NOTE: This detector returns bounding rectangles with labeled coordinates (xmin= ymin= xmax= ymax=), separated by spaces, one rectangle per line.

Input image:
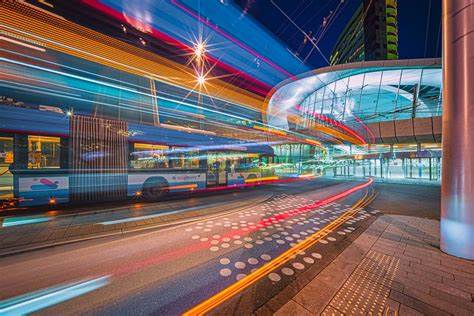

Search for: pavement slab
xmin=275 ymin=214 xmax=474 ymax=316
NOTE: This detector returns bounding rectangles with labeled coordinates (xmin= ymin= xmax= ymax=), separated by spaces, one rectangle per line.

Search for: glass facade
xmin=331 ymin=157 xmax=441 ymax=182
xmin=271 ymin=144 xmax=324 ymax=176
xmin=327 ymin=142 xmax=442 ymax=182
xmin=297 ymin=67 xmax=442 ymax=128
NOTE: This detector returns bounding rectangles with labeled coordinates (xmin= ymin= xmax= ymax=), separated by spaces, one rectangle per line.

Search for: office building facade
xmin=330 ymin=0 xmax=398 ymax=65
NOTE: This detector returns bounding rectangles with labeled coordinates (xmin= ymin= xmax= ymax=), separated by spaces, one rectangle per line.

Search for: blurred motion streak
xmin=0 ymin=276 xmax=110 ymax=315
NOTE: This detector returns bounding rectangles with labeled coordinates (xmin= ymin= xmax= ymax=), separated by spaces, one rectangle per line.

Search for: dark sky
xmin=233 ymin=0 xmax=441 ymax=68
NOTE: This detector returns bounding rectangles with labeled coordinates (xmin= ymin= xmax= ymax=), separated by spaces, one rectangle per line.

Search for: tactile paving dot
xmin=312 ymin=253 xmax=322 ymax=259
xmin=282 ymin=267 xmax=294 ymax=276
xmin=292 ymin=262 xmax=305 ymax=270
xmin=236 ymin=273 xmax=246 ymax=281
xmin=219 ymin=258 xmax=230 ymax=265
xmin=303 ymin=257 xmax=315 ymax=264
xmin=268 ymin=273 xmax=281 ymax=282
xmin=248 ymin=258 xmax=258 ymax=265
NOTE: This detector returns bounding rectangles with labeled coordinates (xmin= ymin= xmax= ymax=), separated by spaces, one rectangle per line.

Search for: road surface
xmin=0 ymin=178 xmax=377 ymax=315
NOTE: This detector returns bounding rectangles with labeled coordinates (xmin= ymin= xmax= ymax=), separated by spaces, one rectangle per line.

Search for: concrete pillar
xmin=441 ymin=0 xmax=474 ymax=259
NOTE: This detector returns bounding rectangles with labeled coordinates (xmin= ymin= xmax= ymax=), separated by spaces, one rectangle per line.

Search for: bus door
xmin=206 ymin=160 xmax=219 ymax=186
xmin=0 ymin=136 xmax=14 ymax=201
xmin=206 ymin=153 xmax=229 ymax=186
xmin=218 ymin=160 xmax=228 ymax=185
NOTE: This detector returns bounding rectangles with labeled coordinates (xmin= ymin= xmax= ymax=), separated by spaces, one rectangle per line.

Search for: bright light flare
xmin=196 ymin=73 xmax=206 ymax=85
xmin=194 ymin=41 xmax=206 ymax=59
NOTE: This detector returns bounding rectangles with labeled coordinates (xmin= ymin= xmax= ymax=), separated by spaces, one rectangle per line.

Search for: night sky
xmin=234 ymin=0 xmax=441 ymax=68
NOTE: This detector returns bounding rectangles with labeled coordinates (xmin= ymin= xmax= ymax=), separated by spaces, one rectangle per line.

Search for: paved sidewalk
xmin=275 ymin=215 xmax=474 ymax=315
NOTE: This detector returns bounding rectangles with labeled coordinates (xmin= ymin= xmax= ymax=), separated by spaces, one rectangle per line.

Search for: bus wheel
xmin=247 ymin=174 xmax=258 ymax=188
xmin=142 ymin=178 xmax=169 ymax=201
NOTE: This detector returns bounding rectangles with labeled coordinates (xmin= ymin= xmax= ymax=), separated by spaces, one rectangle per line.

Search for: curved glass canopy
xmin=267 ymin=59 xmax=442 ymax=132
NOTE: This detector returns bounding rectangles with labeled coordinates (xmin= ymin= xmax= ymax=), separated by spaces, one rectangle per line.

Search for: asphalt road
xmin=0 ymin=178 xmax=375 ymax=315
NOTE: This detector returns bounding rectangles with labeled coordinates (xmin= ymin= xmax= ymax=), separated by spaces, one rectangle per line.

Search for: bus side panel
xmin=127 ymin=172 xmax=206 ymax=196
xmin=18 ymin=175 xmax=69 ymax=206
xmin=227 ymin=171 xmax=261 ymax=185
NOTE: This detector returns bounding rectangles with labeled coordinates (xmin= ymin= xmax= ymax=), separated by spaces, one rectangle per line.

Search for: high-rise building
xmin=330 ymin=0 xmax=398 ymax=65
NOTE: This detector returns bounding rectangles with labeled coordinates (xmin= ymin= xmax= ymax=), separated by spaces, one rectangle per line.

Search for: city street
xmin=0 ymin=179 xmax=376 ymax=315
xmin=2 ymin=1 xmax=473 ymax=315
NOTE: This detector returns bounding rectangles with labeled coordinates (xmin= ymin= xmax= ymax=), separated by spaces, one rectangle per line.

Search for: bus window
xmin=27 ymin=136 xmax=60 ymax=169
xmin=130 ymin=143 xmax=169 ymax=169
xmin=171 ymin=148 xmax=200 ymax=169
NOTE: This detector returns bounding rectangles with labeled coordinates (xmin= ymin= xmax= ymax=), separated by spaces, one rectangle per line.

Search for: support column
xmin=441 ymin=0 xmax=474 ymax=259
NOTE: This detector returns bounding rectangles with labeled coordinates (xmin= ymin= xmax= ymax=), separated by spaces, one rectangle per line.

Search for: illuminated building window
xmin=28 ymin=136 xmax=60 ymax=169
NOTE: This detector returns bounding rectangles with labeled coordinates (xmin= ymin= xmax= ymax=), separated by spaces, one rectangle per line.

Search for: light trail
xmin=295 ymin=107 xmax=367 ymax=144
xmin=0 ymin=58 xmax=270 ymax=131
xmin=0 ymin=276 xmax=110 ymax=315
xmin=0 ymin=36 xmax=45 ymax=52
xmin=171 ymin=0 xmax=296 ymax=79
xmin=2 ymin=216 xmax=52 ymax=227
xmin=0 ymin=48 xmax=261 ymax=120
xmin=244 ymin=176 xmax=279 ymax=184
xmin=98 ymin=201 xmax=226 ymax=225
xmin=0 ymin=15 xmax=266 ymax=109
xmin=80 ymin=0 xmax=273 ymax=95
xmin=1 ymin=72 xmax=260 ymax=136
xmin=0 ymin=40 xmax=329 ymax=144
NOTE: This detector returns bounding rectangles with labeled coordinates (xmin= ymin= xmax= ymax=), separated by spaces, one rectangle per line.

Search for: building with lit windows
xmin=330 ymin=0 xmax=398 ymax=65
xmin=266 ymin=58 xmax=442 ymax=182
